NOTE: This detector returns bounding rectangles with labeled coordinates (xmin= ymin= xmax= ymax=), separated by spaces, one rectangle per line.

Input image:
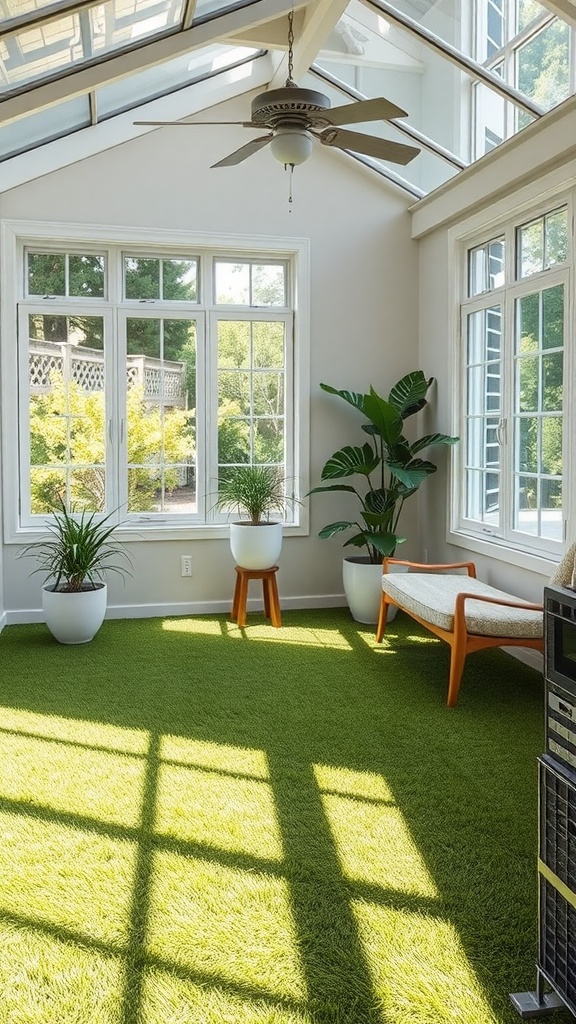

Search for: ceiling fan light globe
xmin=270 ymin=128 xmax=313 ymax=166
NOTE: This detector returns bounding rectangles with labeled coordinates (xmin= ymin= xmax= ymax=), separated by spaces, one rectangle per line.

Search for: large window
xmin=457 ymin=203 xmax=570 ymax=556
xmin=2 ymin=227 xmax=308 ymax=538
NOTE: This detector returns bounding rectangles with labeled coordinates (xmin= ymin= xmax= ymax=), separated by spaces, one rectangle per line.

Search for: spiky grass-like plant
xmin=20 ymin=501 xmax=132 ymax=593
xmin=214 ymin=466 xmax=296 ymax=525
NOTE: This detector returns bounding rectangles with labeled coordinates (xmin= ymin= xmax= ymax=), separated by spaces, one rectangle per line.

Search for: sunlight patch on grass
xmin=0 ymin=706 xmax=149 ymax=754
xmin=223 ymin=622 xmax=353 ymax=650
xmin=314 ymin=764 xmax=394 ymax=802
xmin=162 ymin=619 xmax=225 ymax=636
xmin=353 ymin=901 xmax=499 ymax=1024
xmin=0 ymin=732 xmax=146 ymax=828
xmin=0 ymin=921 xmax=124 ymax=1024
xmin=142 ymin=966 xmax=313 ymax=1024
xmin=155 ymin=763 xmax=283 ymax=860
xmin=315 ymin=767 xmax=437 ymax=898
xmin=0 ymin=811 xmax=136 ymax=946
xmin=160 ymin=736 xmax=269 ymax=779
xmin=146 ymin=851 xmax=307 ymax=1002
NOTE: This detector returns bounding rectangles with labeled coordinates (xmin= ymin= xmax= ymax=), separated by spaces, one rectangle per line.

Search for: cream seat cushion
xmin=381 ymin=573 xmax=543 ymax=639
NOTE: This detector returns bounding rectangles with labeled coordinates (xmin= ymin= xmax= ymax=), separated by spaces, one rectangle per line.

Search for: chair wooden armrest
xmin=382 ymin=556 xmax=476 ymax=576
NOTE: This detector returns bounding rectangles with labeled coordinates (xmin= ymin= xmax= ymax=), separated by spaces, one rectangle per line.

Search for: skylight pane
xmin=0 ymin=0 xmax=184 ymax=93
xmin=97 ymin=44 xmax=260 ymax=117
xmin=0 ymin=94 xmax=90 ymax=160
xmin=193 ymin=0 xmax=261 ymax=21
xmin=304 ymin=72 xmax=458 ymax=195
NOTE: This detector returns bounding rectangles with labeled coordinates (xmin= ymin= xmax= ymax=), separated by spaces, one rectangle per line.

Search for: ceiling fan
xmin=134 ymin=13 xmax=420 ymax=171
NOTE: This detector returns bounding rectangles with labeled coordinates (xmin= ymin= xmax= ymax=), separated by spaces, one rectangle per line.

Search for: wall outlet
xmin=181 ymin=555 xmax=192 ymax=577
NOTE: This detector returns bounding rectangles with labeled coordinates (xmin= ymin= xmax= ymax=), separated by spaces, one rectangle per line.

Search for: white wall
xmin=0 ymin=93 xmax=420 ymax=621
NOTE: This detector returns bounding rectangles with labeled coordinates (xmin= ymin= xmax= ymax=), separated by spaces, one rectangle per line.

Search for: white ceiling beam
xmin=0 ymin=0 xmax=295 ymax=124
xmin=538 ymin=0 xmax=576 ymax=24
xmin=269 ymin=0 xmax=350 ymax=87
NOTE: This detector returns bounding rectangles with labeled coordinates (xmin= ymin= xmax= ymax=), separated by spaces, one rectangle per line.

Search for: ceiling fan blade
xmin=319 ymin=97 xmax=408 ymax=126
xmin=317 ymin=127 xmax=419 ymax=165
xmin=133 ymin=120 xmax=256 ymax=127
xmin=211 ymin=134 xmax=274 ymax=168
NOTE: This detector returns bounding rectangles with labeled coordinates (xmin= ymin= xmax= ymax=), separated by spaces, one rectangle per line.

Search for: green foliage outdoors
xmin=308 ymin=371 xmax=459 ymax=563
xmin=18 ymin=499 xmax=132 ymax=592
xmin=30 ymin=377 xmax=194 ymax=513
xmin=28 ymin=258 xmax=288 ymax=514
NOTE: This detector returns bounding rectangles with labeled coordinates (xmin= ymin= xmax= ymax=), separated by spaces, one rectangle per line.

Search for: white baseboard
xmin=5 ymin=593 xmax=348 ymax=626
xmin=502 ymin=645 xmax=544 ymax=674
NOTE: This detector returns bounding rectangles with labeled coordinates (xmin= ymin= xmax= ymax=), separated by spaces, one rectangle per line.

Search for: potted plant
xmin=307 ymin=370 xmax=459 ymax=623
xmin=213 ymin=465 xmax=297 ymax=570
xmin=19 ymin=501 xmax=132 ymax=644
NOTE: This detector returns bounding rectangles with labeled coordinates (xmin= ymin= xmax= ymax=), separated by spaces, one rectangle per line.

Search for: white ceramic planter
xmin=42 ymin=582 xmax=107 ymax=644
xmin=342 ymin=557 xmax=408 ymax=625
xmin=229 ymin=522 xmax=283 ymax=570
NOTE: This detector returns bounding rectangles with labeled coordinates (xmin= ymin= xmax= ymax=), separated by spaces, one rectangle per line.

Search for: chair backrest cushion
xmin=550 ymin=542 xmax=576 ymax=589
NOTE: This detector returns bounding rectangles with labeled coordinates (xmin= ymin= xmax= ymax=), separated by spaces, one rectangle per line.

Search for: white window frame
xmin=449 ymin=191 xmax=576 ymax=571
xmin=1 ymin=220 xmax=310 ymax=543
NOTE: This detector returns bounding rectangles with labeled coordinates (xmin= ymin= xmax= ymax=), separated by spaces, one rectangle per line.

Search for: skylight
xmin=0 ymin=0 xmax=574 ymax=198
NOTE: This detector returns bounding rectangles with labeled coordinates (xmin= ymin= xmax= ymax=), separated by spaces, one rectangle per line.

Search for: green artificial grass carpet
xmin=0 ymin=608 xmax=569 ymax=1024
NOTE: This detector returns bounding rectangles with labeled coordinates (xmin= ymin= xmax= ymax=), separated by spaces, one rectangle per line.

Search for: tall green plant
xmin=308 ymin=370 xmax=459 ymax=564
xmin=19 ymin=501 xmax=132 ymax=592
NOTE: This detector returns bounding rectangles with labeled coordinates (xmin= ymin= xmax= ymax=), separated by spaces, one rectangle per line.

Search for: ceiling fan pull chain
xmin=286 ymin=9 xmax=295 ymax=87
xmin=288 ymin=164 xmax=294 ymax=212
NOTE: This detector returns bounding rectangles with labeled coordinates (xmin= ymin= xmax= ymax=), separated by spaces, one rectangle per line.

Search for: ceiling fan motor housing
xmin=251 ymin=87 xmax=332 ymax=128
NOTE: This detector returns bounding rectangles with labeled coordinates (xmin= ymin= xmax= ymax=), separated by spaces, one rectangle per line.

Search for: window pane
xmin=545 ymin=211 xmax=568 ymax=267
xmin=28 ymin=253 xmax=65 ymax=296
xmin=518 ymin=219 xmax=544 ymax=277
xmin=68 ymin=255 xmax=105 ymax=298
xmin=517 ymin=20 xmax=570 ymax=112
xmin=217 ymin=319 xmax=286 ymax=474
xmin=468 ymin=238 xmax=505 ymax=296
xmin=516 ymin=476 xmax=539 ymax=535
xmin=519 ymin=417 xmax=538 ymax=474
xmin=162 ymin=260 xmax=198 ymax=302
xmin=125 ymin=258 xmax=160 ymax=300
xmin=542 ymin=284 xmax=564 ymax=350
xmin=517 ymin=292 xmax=539 ymax=352
xmin=252 ymin=264 xmax=285 ymax=306
xmin=126 ymin=318 xmax=196 ymax=514
xmin=542 ymin=353 xmax=563 ymax=412
xmin=518 ymin=355 xmax=538 ymax=412
xmin=215 ymin=263 xmax=249 ymax=304
xmin=27 ymin=313 xmax=106 ymax=514
xmin=541 ymin=417 xmax=562 ymax=475
xmin=541 ymin=478 xmax=563 ymax=540
xmin=218 ymin=322 xmax=250 ymax=368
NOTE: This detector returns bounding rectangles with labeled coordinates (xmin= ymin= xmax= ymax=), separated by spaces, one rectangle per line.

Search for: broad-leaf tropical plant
xmin=19 ymin=500 xmax=132 ymax=592
xmin=308 ymin=370 xmax=459 ymax=563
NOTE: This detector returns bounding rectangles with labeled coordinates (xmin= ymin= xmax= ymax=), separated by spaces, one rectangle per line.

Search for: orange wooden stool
xmin=231 ymin=566 xmax=281 ymax=628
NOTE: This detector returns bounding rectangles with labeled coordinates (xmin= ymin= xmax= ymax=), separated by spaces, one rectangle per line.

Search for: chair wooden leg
xmin=447 ymin=637 xmax=467 ymax=708
xmin=376 ymin=592 xmax=389 ymax=643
